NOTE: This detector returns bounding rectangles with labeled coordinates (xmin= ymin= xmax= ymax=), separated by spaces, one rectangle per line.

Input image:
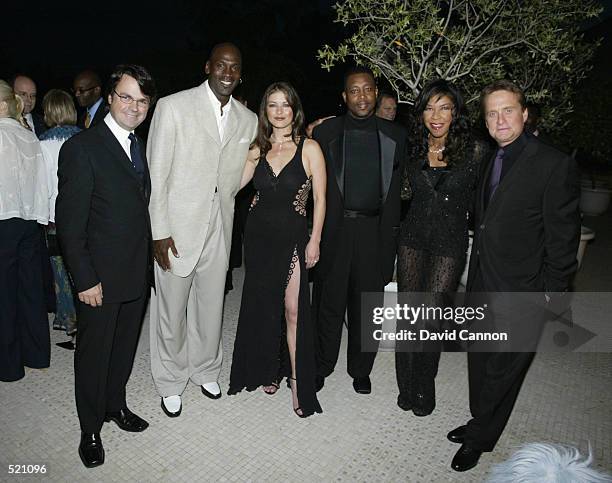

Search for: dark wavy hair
xmin=254 ymin=82 xmax=305 ymax=158
xmin=410 ymin=79 xmax=471 ymax=167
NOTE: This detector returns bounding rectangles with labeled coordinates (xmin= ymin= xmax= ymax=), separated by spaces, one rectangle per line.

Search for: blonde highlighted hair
xmin=43 ymin=89 xmax=77 ymax=127
xmin=0 ymin=79 xmax=27 ymax=128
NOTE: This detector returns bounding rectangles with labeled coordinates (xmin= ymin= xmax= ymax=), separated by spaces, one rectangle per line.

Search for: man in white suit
xmin=147 ymin=43 xmax=257 ymax=417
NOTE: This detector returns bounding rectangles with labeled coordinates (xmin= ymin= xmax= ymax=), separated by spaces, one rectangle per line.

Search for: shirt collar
xmin=104 ymin=112 xmax=132 ymax=144
xmin=205 ymin=80 xmax=232 ymax=116
xmin=88 ymin=97 xmax=103 ymax=115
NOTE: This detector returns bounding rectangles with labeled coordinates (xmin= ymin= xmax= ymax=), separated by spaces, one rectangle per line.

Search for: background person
xmin=39 ymin=89 xmax=81 ymax=348
xmin=0 ymin=79 xmax=50 ymax=382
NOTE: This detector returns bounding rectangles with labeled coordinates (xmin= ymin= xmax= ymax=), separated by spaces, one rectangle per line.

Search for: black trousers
xmin=0 ymin=218 xmax=50 ymax=382
xmin=465 ymin=351 xmax=535 ymax=451
xmin=314 ymin=216 xmax=383 ymax=379
xmin=75 ymin=291 xmax=147 ymax=433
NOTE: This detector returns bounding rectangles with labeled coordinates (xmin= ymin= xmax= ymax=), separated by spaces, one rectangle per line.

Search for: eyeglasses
xmin=113 ymin=90 xmax=150 ymax=108
xmin=72 ymin=86 xmax=99 ymax=95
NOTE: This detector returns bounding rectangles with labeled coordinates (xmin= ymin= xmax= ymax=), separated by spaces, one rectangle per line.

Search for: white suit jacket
xmin=147 ymin=83 xmax=258 ymax=276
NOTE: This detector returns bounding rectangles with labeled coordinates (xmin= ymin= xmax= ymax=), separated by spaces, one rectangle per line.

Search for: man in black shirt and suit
xmin=312 ymin=66 xmax=407 ymax=394
xmin=56 ymin=64 xmax=156 ymax=468
xmin=447 ymin=80 xmax=580 ymax=472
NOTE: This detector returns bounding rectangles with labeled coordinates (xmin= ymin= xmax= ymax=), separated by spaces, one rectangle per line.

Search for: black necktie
xmin=128 ymin=133 xmax=144 ymax=178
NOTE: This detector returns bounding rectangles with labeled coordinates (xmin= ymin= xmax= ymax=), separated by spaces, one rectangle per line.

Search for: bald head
xmin=73 ymin=70 xmax=102 ymax=108
xmin=13 ymin=75 xmax=37 ymax=114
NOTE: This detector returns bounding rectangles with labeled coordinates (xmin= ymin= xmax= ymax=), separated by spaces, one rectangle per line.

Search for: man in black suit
xmin=312 ymin=66 xmax=406 ymax=394
xmin=448 ymin=80 xmax=580 ymax=472
xmin=56 ymin=64 xmax=156 ymax=468
xmin=73 ymin=70 xmax=107 ymax=129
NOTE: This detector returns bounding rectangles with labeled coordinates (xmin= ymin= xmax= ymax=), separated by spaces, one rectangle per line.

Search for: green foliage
xmin=319 ymin=0 xmax=602 ymax=131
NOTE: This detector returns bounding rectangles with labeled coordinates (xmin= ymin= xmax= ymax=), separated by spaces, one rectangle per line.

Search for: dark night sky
xmin=1 ymin=0 xmax=343 ymax=119
xmin=2 ymin=0 xmax=610 ymax=123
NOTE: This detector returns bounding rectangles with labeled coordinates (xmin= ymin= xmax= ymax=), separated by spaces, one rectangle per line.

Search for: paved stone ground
xmin=1 ymin=211 xmax=611 ymax=482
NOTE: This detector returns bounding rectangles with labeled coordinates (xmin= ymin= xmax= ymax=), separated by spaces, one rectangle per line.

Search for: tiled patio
xmin=1 ymin=211 xmax=611 ymax=482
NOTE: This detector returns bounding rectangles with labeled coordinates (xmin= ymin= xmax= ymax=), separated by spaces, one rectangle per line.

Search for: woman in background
xmin=0 ymin=80 xmax=50 ymax=381
xmin=39 ymin=89 xmax=81 ymax=348
xmin=396 ymin=79 xmax=486 ymax=416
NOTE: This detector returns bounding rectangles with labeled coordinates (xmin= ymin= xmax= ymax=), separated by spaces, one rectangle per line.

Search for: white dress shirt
xmin=205 ymin=80 xmax=232 ymax=142
xmin=104 ymin=113 xmax=133 ymax=160
xmin=0 ymin=117 xmax=49 ymax=224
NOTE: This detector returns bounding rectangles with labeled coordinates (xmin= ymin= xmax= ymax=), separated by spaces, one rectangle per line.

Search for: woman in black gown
xmin=228 ymin=82 xmax=326 ymax=417
xmin=395 ymin=79 xmax=487 ymax=416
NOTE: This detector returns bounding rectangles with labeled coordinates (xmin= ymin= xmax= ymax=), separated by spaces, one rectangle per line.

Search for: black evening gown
xmin=228 ymin=139 xmax=322 ymax=417
xmin=395 ymin=144 xmax=483 ymax=415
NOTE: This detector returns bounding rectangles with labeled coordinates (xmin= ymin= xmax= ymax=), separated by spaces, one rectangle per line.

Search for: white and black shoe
xmin=201 ymin=382 xmax=222 ymax=400
xmin=161 ymin=395 xmax=182 ymax=417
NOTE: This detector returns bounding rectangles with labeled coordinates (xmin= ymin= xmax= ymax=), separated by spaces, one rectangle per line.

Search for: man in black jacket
xmin=447 ymin=80 xmax=580 ymax=472
xmin=312 ymin=66 xmax=407 ymax=395
xmin=56 ymin=64 xmax=156 ymax=468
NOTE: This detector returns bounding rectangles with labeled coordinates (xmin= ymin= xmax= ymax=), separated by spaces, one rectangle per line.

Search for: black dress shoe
xmin=411 ymin=391 xmax=435 ymax=416
xmin=79 ymin=432 xmax=104 ymax=468
xmin=315 ymin=375 xmax=325 ymax=392
xmin=451 ymin=444 xmax=482 ymax=472
xmin=104 ymin=407 xmax=149 ymax=432
xmin=447 ymin=425 xmax=467 ymax=444
xmin=397 ymin=394 xmax=411 ymax=411
xmin=201 ymin=385 xmax=222 ymax=400
xmin=352 ymin=376 xmax=371 ymax=394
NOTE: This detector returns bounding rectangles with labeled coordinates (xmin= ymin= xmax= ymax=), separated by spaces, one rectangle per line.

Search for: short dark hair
xmin=106 ymin=64 xmax=157 ymax=104
xmin=480 ymin=79 xmax=526 ymax=115
xmin=376 ymin=90 xmax=396 ymax=109
xmin=343 ymin=65 xmax=375 ymax=90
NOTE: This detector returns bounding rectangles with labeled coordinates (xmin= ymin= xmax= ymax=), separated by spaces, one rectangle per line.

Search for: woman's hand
xmin=305 ymin=238 xmax=320 ymax=269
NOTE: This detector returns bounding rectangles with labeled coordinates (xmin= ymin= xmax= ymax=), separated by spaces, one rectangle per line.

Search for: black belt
xmin=343 ymin=208 xmax=380 ymax=218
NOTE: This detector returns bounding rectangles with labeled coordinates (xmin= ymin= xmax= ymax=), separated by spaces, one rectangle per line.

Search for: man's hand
xmin=153 ymin=237 xmax=179 ymax=271
xmin=79 ymin=283 xmax=103 ymax=307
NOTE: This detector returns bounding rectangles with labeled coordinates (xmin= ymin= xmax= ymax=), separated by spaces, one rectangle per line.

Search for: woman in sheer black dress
xmin=228 ymin=82 xmax=326 ymax=417
xmin=396 ymin=79 xmax=487 ymax=415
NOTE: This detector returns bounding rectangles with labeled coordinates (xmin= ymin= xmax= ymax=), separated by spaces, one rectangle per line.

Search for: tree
xmin=318 ymin=0 xmax=602 ymax=131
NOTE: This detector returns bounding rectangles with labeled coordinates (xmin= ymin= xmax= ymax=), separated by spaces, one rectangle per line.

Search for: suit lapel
xmin=378 ymin=120 xmax=396 ymax=204
xmin=198 ymin=84 xmax=222 ymax=146
xmin=221 ymin=99 xmax=239 ymax=148
xmin=330 ymin=128 xmax=345 ymax=198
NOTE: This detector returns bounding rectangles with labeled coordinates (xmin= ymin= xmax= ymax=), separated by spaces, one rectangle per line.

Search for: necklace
xmin=428 ymin=144 xmax=446 ymax=154
xmin=271 ymin=135 xmax=288 ymax=153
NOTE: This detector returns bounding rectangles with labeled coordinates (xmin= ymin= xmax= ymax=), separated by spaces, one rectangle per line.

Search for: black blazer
xmin=466 ymin=134 xmax=580 ymax=293
xmin=313 ymin=115 xmax=407 ymax=284
xmin=77 ymin=100 xmax=109 ymax=129
xmin=56 ymin=121 xmax=152 ymax=304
